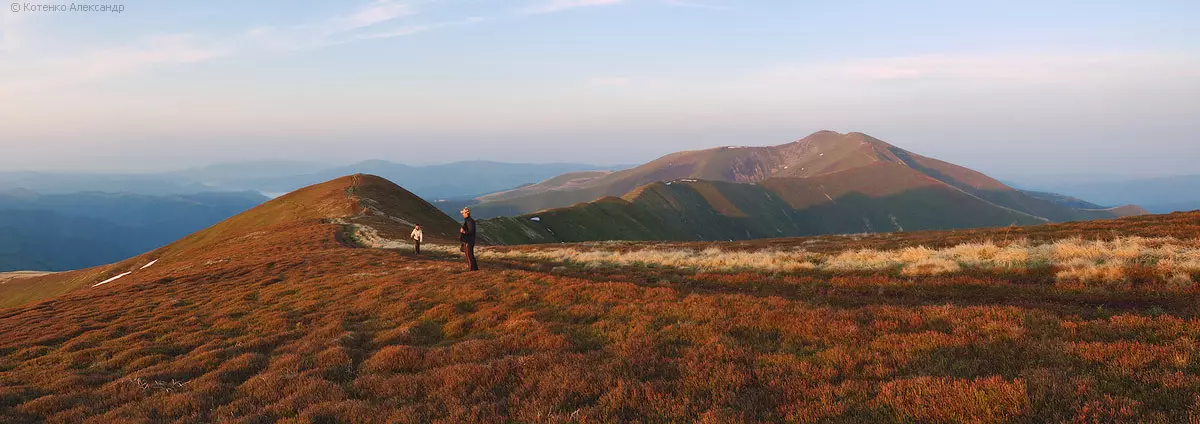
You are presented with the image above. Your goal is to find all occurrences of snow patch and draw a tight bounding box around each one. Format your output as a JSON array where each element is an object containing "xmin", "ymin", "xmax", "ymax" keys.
[
  {"xmin": 530, "ymin": 217, "xmax": 541, "ymax": 222},
  {"xmin": 93, "ymin": 272, "xmax": 131, "ymax": 288},
  {"xmin": 140, "ymin": 259, "xmax": 158, "ymax": 270},
  {"xmin": 680, "ymin": 179, "xmax": 697, "ymax": 182}
]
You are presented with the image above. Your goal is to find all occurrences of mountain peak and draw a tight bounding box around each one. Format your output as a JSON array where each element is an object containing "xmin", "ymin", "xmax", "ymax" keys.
[
  {"xmin": 789, "ymin": 130, "xmax": 893, "ymax": 147},
  {"xmin": 809, "ymin": 129, "xmax": 844, "ymax": 137},
  {"xmin": 155, "ymin": 174, "xmax": 460, "ymax": 259},
  {"xmin": 777, "ymin": 130, "xmax": 842, "ymax": 146}
]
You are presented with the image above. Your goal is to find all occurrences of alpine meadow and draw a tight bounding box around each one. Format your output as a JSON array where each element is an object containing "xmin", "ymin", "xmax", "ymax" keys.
[{"xmin": 3, "ymin": 0, "xmax": 1200, "ymax": 423}]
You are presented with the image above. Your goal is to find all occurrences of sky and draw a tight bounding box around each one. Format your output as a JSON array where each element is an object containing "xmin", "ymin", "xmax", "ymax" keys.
[{"xmin": 1, "ymin": 0, "xmax": 1198, "ymax": 177}]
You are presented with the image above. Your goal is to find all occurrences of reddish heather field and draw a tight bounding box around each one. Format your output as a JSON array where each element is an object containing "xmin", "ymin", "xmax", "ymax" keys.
[{"xmin": 3, "ymin": 203, "xmax": 1200, "ymax": 422}]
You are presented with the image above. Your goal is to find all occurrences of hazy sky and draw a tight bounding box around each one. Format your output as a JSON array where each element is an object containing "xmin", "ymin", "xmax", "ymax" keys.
[{"xmin": 1, "ymin": 0, "xmax": 1198, "ymax": 177}]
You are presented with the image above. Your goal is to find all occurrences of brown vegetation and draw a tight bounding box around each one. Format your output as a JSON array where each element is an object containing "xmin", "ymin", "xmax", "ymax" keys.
[{"xmin": 2, "ymin": 179, "xmax": 1200, "ymax": 422}]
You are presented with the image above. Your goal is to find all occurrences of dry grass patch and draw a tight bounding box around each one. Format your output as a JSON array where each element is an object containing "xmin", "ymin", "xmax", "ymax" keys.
[
  {"xmin": 483, "ymin": 246, "xmax": 819, "ymax": 273},
  {"xmin": 874, "ymin": 376, "xmax": 1029, "ymax": 423},
  {"xmin": 482, "ymin": 236, "xmax": 1200, "ymax": 287}
]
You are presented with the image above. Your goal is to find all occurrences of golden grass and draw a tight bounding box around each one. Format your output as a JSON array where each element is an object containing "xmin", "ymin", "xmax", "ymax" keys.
[
  {"xmin": 481, "ymin": 245, "xmax": 820, "ymax": 273},
  {"xmin": 479, "ymin": 236, "xmax": 1200, "ymax": 287}
]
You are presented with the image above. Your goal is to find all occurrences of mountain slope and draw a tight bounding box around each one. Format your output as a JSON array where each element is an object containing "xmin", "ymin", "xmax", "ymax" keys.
[
  {"xmin": 470, "ymin": 130, "xmax": 893, "ymax": 216},
  {"xmin": 469, "ymin": 131, "xmax": 1138, "ymax": 224},
  {"xmin": 474, "ymin": 131, "xmax": 1141, "ymax": 243},
  {"xmin": 158, "ymin": 174, "xmax": 461, "ymax": 261},
  {"xmin": 481, "ymin": 163, "xmax": 1048, "ymax": 244},
  {"xmin": 0, "ymin": 174, "xmax": 459, "ymax": 309},
  {"xmin": 1, "ymin": 188, "xmax": 1198, "ymax": 422}
]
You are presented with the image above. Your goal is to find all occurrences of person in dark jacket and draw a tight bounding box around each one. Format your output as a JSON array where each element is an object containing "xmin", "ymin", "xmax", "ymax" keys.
[{"xmin": 459, "ymin": 208, "xmax": 479, "ymax": 271}]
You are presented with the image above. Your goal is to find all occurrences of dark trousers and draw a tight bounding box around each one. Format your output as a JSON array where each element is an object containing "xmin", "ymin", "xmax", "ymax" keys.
[
  {"xmin": 414, "ymin": 240, "xmax": 420, "ymax": 255},
  {"xmin": 463, "ymin": 243, "xmax": 478, "ymax": 271}
]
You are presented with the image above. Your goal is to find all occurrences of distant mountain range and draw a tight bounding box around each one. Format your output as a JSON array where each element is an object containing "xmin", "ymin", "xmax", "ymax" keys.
[
  {"xmin": 0, "ymin": 190, "xmax": 266, "ymax": 271},
  {"xmin": 0, "ymin": 161, "xmax": 627, "ymax": 201},
  {"xmin": 0, "ymin": 169, "xmax": 1169, "ymax": 308},
  {"xmin": 0, "ymin": 133, "xmax": 1172, "ymax": 266},
  {"xmin": 187, "ymin": 160, "xmax": 629, "ymax": 200},
  {"xmin": 474, "ymin": 131, "xmax": 1146, "ymax": 243},
  {"xmin": 1008, "ymin": 175, "xmax": 1200, "ymax": 214},
  {"xmin": 0, "ymin": 161, "xmax": 619, "ymax": 271},
  {"xmin": 0, "ymin": 172, "xmax": 214, "ymax": 196},
  {"xmin": 1017, "ymin": 190, "xmax": 1106, "ymax": 210}
]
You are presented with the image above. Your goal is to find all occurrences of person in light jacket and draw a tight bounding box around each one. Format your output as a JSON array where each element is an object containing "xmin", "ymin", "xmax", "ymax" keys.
[{"xmin": 410, "ymin": 224, "xmax": 423, "ymax": 255}]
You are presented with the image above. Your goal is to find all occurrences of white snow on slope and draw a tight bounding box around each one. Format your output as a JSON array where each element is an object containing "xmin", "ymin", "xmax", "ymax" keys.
[
  {"xmin": 93, "ymin": 272, "xmax": 131, "ymax": 288},
  {"xmin": 140, "ymin": 259, "xmax": 158, "ymax": 270}
]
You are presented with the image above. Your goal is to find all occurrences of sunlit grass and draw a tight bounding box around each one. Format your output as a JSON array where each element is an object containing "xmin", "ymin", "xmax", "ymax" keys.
[
  {"xmin": 7, "ymin": 212, "xmax": 1199, "ymax": 422},
  {"xmin": 478, "ymin": 236, "xmax": 1200, "ymax": 287}
]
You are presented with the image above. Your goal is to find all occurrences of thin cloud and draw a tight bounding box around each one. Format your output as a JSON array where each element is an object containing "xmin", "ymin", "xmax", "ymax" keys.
[
  {"xmin": 317, "ymin": 0, "xmax": 417, "ymax": 40},
  {"xmin": 351, "ymin": 17, "xmax": 487, "ymax": 41},
  {"xmin": 0, "ymin": 1, "xmax": 485, "ymax": 94},
  {"xmin": 663, "ymin": 0, "xmax": 729, "ymax": 11},
  {"xmin": 521, "ymin": 0, "xmax": 725, "ymax": 14},
  {"xmin": 520, "ymin": 0, "xmax": 625, "ymax": 14},
  {"xmin": 0, "ymin": 34, "xmax": 228, "ymax": 94},
  {"xmin": 339, "ymin": 0, "xmax": 415, "ymax": 31},
  {"xmin": 247, "ymin": 0, "xmax": 421, "ymax": 50}
]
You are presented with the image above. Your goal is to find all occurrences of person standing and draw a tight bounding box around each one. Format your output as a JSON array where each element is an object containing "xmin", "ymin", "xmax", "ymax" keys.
[
  {"xmin": 410, "ymin": 224, "xmax": 423, "ymax": 255},
  {"xmin": 459, "ymin": 208, "xmax": 479, "ymax": 271}
]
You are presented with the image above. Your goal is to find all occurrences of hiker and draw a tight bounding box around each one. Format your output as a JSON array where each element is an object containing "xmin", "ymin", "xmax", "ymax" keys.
[
  {"xmin": 459, "ymin": 207, "xmax": 479, "ymax": 271},
  {"xmin": 410, "ymin": 224, "xmax": 423, "ymax": 255}
]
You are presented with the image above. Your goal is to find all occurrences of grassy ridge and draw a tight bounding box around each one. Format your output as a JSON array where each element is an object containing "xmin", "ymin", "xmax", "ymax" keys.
[
  {"xmin": 2, "ymin": 201, "xmax": 1200, "ymax": 421},
  {"xmin": 0, "ymin": 174, "xmax": 459, "ymax": 310}
]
